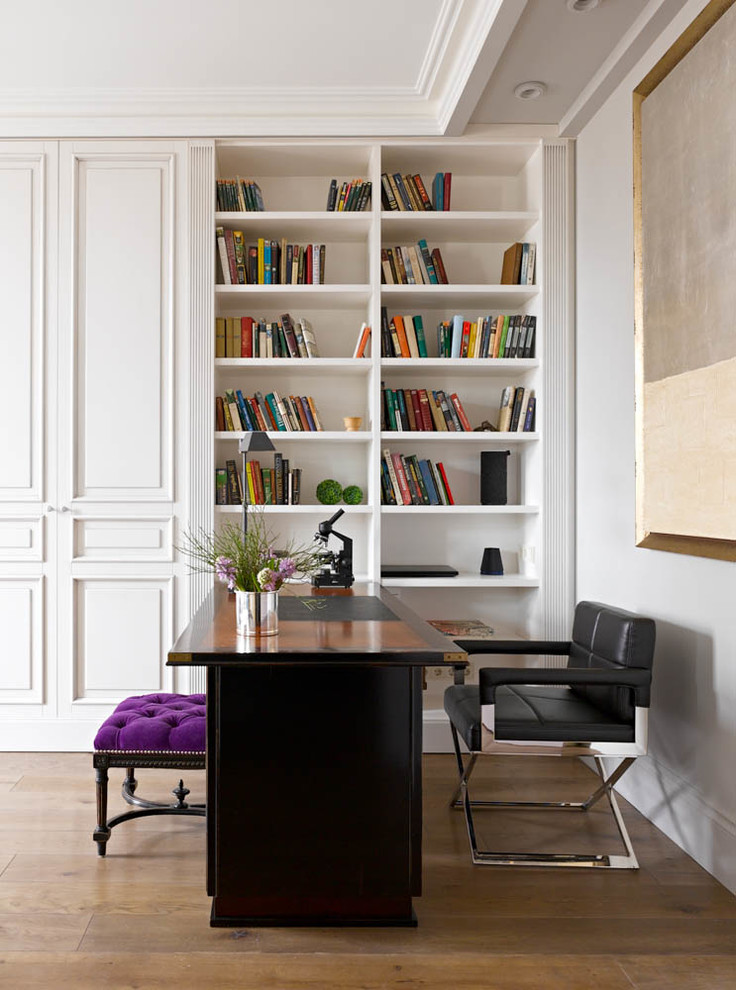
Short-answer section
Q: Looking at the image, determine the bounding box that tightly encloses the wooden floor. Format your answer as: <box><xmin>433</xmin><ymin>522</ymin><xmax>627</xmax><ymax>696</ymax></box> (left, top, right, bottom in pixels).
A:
<box><xmin>0</xmin><ymin>753</ymin><xmax>734</xmax><ymax>989</ymax></box>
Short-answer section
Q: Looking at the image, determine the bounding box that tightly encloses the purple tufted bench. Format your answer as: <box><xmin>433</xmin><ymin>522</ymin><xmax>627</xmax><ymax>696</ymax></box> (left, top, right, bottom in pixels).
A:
<box><xmin>92</xmin><ymin>693</ymin><xmax>206</xmax><ymax>856</ymax></box>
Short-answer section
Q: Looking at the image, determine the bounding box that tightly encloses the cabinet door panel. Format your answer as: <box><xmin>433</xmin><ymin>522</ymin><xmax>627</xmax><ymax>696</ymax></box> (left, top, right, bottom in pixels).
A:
<box><xmin>62</xmin><ymin>147</ymin><xmax>175</xmax><ymax>502</ymax></box>
<box><xmin>0</xmin><ymin>155</ymin><xmax>45</xmax><ymax>499</ymax></box>
<box><xmin>0</xmin><ymin>578</ymin><xmax>43</xmax><ymax>701</ymax></box>
<box><xmin>74</xmin><ymin>577</ymin><xmax>173</xmax><ymax>700</ymax></box>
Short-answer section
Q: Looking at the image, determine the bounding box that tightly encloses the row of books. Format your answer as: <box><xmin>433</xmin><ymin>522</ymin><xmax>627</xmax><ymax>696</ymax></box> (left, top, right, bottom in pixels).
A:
<box><xmin>216</xmin><ymin>390</ymin><xmax>325</xmax><ymax>433</ymax></box>
<box><xmin>215</xmin><ymin>314</ymin><xmax>319</xmax><ymax>359</ymax></box>
<box><xmin>216</xmin><ymin>457</ymin><xmax>302</xmax><ymax>505</ymax></box>
<box><xmin>382</xmin><ymin>386</ymin><xmax>472</xmax><ymax>432</ymax></box>
<box><xmin>500</xmin><ymin>242</ymin><xmax>536</xmax><ymax>285</ymax></box>
<box><xmin>380</xmin><ymin>172</ymin><xmax>452</xmax><ymax>212</ymax></box>
<box><xmin>216</xmin><ymin>178</ymin><xmax>265</xmax><ymax>212</ymax></box>
<box><xmin>381</xmin><ymin>450</ymin><xmax>455</xmax><ymax>506</ymax></box>
<box><xmin>217</xmin><ymin>230</ymin><xmax>326</xmax><ymax>285</ymax></box>
<box><xmin>326</xmin><ymin>179</ymin><xmax>372</xmax><ymax>212</ymax></box>
<box><xmin>381</xmin><ymin>241</ymin><xmax>449</xmax><ymax>285</ymax></box>
<box><xmin>379</xmin><ymin>309</ymin><xmax>536</xmax><ymax>360</ymax></box>
<box><xmin>497</xmin><ymin>386</ymin><xmax>536</xmax><ymax>432</ymax></box>
<box><xmin>437</xmin><ymin>314</ymin><xmax>536</xmax><ymax>359</ymax></box>
<box><xmin>380</xmin><ymin>309</ymin><xmax>428</xmax><ymax>358</ymax></box>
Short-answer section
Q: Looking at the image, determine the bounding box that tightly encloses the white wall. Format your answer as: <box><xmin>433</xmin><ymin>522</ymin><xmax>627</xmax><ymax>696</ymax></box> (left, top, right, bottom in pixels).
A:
<box><xmin>576</xmin><ymin>0</ymin><xmax>736</xmax><ymax>893</ymax></box>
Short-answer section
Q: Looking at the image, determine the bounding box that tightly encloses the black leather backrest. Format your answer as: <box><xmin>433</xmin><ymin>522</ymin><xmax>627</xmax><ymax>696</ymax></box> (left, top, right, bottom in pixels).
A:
<box><xmin>568</xmin><ymin>601</ymin><xmax>656</xmax><ymax>722</ymax></box>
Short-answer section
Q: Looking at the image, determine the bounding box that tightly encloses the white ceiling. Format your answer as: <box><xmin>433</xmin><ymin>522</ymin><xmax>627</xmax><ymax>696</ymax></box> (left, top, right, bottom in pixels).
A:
<box><xmin>0</xmin><ymin>0</ymin><xmax>692</xmax><ymax>137</ymax></box>
<box><xmin>471</xmin><ymin>0</ymin><xmax>652</xmax><ymax>125</ymax></box>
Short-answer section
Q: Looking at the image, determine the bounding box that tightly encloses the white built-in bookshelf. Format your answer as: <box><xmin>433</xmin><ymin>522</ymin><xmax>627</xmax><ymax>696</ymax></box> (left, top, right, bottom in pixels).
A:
<box><xmin>197</xmin><ymin>137</ymin><xmax>573</xmax><ymax>732</ymax></box>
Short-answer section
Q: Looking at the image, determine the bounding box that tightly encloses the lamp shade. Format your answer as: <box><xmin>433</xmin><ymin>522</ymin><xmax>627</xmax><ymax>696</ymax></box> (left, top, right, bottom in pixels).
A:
<box><xmin>238</xmin><ymin>432</ymin><xmax>276</xmax><ymax>454</ymax></box>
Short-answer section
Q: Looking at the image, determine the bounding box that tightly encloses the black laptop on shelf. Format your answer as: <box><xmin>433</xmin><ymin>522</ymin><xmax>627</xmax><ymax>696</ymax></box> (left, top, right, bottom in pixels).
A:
<box><xmin>380</xmin><ymin>564</ymin><xmax>459</xmax><ymax>578</ymax></box>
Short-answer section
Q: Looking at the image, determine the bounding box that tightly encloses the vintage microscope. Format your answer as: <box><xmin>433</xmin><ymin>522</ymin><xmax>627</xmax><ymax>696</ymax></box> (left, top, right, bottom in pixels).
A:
<box><xmin>311</xmin><ymin>508</ymin><xmax>355</xmax><ymax>589</ymax></box>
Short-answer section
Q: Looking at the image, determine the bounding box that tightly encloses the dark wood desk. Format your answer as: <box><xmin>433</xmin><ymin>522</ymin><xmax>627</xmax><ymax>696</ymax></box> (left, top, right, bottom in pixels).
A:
<box><xmin>167</xmin><ymin>582</ymin><xmax>466</xmax><ymax>927</ymax></box>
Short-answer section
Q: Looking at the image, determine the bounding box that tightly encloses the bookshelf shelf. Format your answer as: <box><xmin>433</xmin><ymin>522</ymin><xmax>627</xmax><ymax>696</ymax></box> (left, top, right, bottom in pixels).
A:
<box><xmin>380</xmin><ymin>358</ymin><xmax>539</xmax><ymax>375</ymax></box>
<box><xmin>216</xmin><ymin>358</ymin><xmax>372</xmax><ymax>373</ymax></box>
<box><xmin>216</xmin><ymin>211</ymin><xmax>372</xmax><ymax>241</ymax></box>
<box><xmin>380</xmin><ymin>211</ymin><xmax>538</xmax><ymax>243</ymax></box>
<box><xmin>215</xmin><ymin>431</ymin><xmax>373</xmax><ymax>443</ymax></box>
<box><xmin>381</xmin><ymin>574</ymin><xmax>540</xmax><ymax>589</ymax></box>
<box><xmin>216</xmin><ymin>504</ymin><xmax>373</xmax><ymax>514</ymax></box>
<box><xmin>380</xmin><ymin>431</ymin><xmax>539</xmax><ymax>443</ymax></box>
<box><xmin>215</xmin><ymin>284</ymin><xmax>372</xmax><ymax>307</ymax></box>
<box><xmin>380</xmin><ymin>284</ymin><xmax>539</xmax><ymax>308</ymax></box>
<box><xmin>380</xmin><ymin>505</ymin><xmax>539</xmax><ymax>515</ymax></box>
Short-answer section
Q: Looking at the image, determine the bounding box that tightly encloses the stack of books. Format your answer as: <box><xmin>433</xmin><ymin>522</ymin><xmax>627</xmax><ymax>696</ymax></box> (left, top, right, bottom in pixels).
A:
<box><xmin>381</xmin><ymin>450</ymin><xmax>454</xmax><ymax>505</ymax></box>
<box><xmin>217</xmin><ymin>231</ymin><xmax>326</xmax><ymax>285</ymax></box>
<box><xmin>436</xmin><ymin>314</ymin><xmax>536</xmax><ymax>359</ymax></box>
<box><xmin>497</xmin><ymin>386</ymin><xmax>536</xmax><ymax>432</ymax></box>
<box><xmin>382</xmin><ymin>385</ymin><xmax>472</xmax><ymax>432</ymax></box>
<box><xmin>217</xmin><ymin>456</ymin><xmax>302</xmax><ymax>506</ymax></box>
<box><xmin>381</xmin><ymin>241</ymin><xmax>448</xmax><ymax>284</ymax></box>
<box><xmin>215</xmin><ymin>314</ymin><xmax>319</xmax><ymax>359</ymax></box>
<box><xmin>216</xmin><ymin>390</ymin><xmax>324</xmax><ymax>432</ymax></box>
<box><xmin>326</xmin><ymin>179</ymin><xmax>372</xmax><ymax>211</ymax></box>
<box><xmin>500</xmin><ymin>242</ymin><xmax>536</xmax><ymax>285</ymax></box>
<box><xmin>216</xmin><ymin>178</ymin><xmax>265</xmax><ymax>212</ymax></box>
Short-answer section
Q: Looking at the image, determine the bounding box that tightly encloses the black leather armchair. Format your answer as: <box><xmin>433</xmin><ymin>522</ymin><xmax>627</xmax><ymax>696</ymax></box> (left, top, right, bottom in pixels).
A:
<box><xmin>444</xmin><ymin>601</ymin><xmax>656</xmax><ymax>869</ymax></box>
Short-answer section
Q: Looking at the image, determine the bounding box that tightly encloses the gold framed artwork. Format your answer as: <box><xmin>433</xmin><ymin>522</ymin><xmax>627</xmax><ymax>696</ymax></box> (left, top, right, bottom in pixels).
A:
<box><xmin>634</xmin><ymin>0</ymin><xmax>736</xmax><ymax>561</ymax></box>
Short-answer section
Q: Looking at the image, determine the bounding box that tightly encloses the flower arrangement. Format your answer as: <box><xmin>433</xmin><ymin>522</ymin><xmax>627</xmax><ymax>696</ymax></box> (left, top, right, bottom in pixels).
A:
<box><xmin>179</xmin><ymin>514</ymin><xmax>324</xmax><ymax>594</ymax></box>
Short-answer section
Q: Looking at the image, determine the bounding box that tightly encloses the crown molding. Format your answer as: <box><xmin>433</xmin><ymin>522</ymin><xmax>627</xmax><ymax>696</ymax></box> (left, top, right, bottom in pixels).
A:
<box><xmin>438</xmin><ymin>0</ymin><xmax>528</xmax><ymax>135</ymax></box>
<box><xmin>0</xmin><ymin>0</ymin><xmax>524</xmax><ymax>138</ymax></box>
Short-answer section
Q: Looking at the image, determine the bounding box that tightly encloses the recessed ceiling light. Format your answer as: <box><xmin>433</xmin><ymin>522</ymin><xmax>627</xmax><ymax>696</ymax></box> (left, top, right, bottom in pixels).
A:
<box><xmin>514</xmin><ymin>81</ymin><xmax>547</xmax><ymax>101</ymax></box>
<box><xmin>566</xmin><ymin>0</ymin><xmax>601</xmax><ymax>11</ymax></box>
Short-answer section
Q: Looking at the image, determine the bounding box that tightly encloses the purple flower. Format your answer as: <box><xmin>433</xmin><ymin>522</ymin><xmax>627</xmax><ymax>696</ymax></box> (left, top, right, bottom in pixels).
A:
<box><xmin>215</xmin><ymin>555</ymin><xmax>236</xmax><ymax>591</ymax></box>
<box><xmin>257</xmin><ymin>567</ymin><xmax>280</xmax><ymax>592</ymax></box>
<box><xmin>278</xmin><ymin>557</ymin><xmax>296</xmax><ymax>578</ymax></box>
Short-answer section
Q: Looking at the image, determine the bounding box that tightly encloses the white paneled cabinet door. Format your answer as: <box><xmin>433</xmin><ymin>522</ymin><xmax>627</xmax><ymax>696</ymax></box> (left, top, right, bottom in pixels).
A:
<box><xmin>0</xmin><ymin>142</ymin><xmax>58</xmax><ymax>737</ymax></box>
<box><xmin>56</xmin><ymin>141</ymin><xmax>187</xmax><ymax>731</ymax></box>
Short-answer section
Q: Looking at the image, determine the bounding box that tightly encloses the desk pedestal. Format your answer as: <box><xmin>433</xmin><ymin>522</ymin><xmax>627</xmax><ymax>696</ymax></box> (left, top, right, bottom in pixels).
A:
<box><xmin>207</xmin><ymin>663</ymin><xmax>423</xmax><ymax>927</ymax></box>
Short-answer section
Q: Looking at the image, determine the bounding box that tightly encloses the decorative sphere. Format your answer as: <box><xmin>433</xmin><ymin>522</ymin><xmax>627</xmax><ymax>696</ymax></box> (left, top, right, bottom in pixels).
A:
<box><xmin>342</xmin><ymin>485</ymin><xmax>363</xmax><ymax>505</ymax></box>
<box><xmin>316</xmin><ymin>479</ymin><xmax>343</xmax><ymax>504</ymax></box>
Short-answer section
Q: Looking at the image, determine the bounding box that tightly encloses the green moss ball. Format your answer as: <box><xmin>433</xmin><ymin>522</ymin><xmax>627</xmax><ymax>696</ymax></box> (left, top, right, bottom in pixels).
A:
<box><xmin>316</xmin><ymin>479</ymin><xmax>343</xmax><ymax>504</ymax></box>
<box><xmin>342</xmin><ymin>485</ymin><xmax>363</xmax><ymax>505</ymax></box>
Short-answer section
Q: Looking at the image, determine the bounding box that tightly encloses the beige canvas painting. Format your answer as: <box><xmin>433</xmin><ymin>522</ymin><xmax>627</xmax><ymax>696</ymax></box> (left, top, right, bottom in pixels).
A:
<box><xmin>634</xmin><ymin>0</ymin><xmax>736</xmax><ymax>560</ymax></box>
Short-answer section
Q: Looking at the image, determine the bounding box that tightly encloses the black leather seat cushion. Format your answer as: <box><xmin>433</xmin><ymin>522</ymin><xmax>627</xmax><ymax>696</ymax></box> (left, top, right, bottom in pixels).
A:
<box><xmin>444</xmin><ymin>682</ymin><xmax>634</xmax><ymax>750</ymax></box>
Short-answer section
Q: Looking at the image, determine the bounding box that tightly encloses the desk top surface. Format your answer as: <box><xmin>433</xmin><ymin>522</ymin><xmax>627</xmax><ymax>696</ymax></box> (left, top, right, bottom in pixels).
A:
<box><xmin>167</xmin><ymin>582</ymin><xmax>467</xmax><ymax>667</ymax></box>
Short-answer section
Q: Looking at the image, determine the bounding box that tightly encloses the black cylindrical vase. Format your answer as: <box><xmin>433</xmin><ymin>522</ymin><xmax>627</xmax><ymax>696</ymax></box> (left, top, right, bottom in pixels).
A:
<box><xmin>480</xmin><ymin>450</ymin><xmax>510</xmax><ymax>505</ymax></box>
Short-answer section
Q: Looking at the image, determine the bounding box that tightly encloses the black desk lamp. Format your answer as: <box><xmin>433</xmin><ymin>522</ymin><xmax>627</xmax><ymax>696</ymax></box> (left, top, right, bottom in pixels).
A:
<box><xmin>238</xmin><ymin>432</ymin><xmax>275</xmax><ymax>534</ymax></box>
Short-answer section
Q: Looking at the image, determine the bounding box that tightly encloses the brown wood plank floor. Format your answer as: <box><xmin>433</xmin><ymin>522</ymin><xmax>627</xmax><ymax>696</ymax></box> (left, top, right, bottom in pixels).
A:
<box><xmin>0</xmin><ymin>753</ymin><xmax>734</xmax><ymax>989</ymax></box>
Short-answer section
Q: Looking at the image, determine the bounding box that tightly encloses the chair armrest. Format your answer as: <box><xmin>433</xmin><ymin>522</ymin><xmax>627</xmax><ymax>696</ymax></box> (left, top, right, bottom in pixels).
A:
<box><xmin>479</xmin><ymin>666</ymin><xmax>652</xmax><ymax>707</ymax></box>
<box><xmin>454</xmin><ymin>639</ymin><xmax>571</xmax><ymax>656</ymax></box>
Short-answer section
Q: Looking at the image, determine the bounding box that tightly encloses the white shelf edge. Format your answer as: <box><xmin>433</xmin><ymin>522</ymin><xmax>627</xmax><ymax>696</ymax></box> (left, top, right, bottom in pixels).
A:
<box><xmin>379</xmin><ymin>210</ymin><xmax>538</xmax><ymax>221</ymax></box>
<box><xmin>381</xmin><ymin>574</ymin><xmax>540</xmax><ymax>589</ymax></box>
<box><xmin>215</xmin><ymin>211</ymin><xmax>373</xmax><ymax>222</ymax></box>
<box><xmin>380</xmin><ymin>505</ymin><xmax>539</xmax><ymax>514</ymax></box>
<box><xmin>215</xmin><ymin>431</ymin><xmax>373</xmax><ymax>442</ymax></box>
<box><xmin>380</xmin><ymin>431</ymin><xmax>538</xmax><ymax>442</ymax></box>
<box><xmin>216</xmin><ymin>357</ymin><xmax>372</xmax><ymax>370</ymax></box>
<box><xmin>380</xmin><ymin>283</ymin><xmax>539</xmax><ymax>295</ymax></box>
<box><xmin>380</xmin><ymin>358</ymin><xmax>538</xmax><ymax>371</ymax></box>
<box><xmin>215</xmin><ymin>283</ymin><xmax>371</xmax><ymax>294</ymax></box>
<box><xmin>215</xmin><ymin>504</ymin><xmax>373</xmax><ymax>513</ymax></box>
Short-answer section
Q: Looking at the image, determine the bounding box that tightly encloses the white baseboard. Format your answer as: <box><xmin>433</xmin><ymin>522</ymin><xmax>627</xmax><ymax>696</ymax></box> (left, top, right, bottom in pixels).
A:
<box><xmin>0</xmin><ymin>720</ymin><xmax>99</xmax><ymax>751</ymax></box>
<box><xmin>609</xmin><ymin>754</ymin><xmax>736</xmax><ymax>896</ymax></box>
<box><xmin>423</xmin><ymin>709</ymin><xmax>455</xmax><ymax>753</ymax></box>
